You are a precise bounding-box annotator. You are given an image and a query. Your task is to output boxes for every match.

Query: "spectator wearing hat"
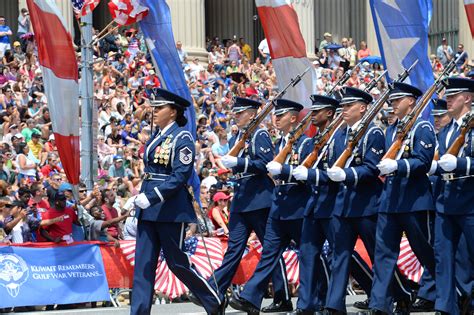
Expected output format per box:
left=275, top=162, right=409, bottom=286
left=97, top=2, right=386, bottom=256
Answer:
left=38, top=153, right=59, bottom=177
left=2, top=123, right=18, bottom=144
left=208, top=192, right=230, bottom=235
left=108, top=155, right=132, bottom=179
left=58, top=182, right=75, bottom=207
left=319, top=32, right=334, bottom=51
left=12, top=41, right=25, bottom=62
left=40, top=191, right=78, bottom=244
left=43, top=134, right=56, bottom=153
left=436, top=37, right=453, bottom=67
left=27, top=131, right=47, bottom=166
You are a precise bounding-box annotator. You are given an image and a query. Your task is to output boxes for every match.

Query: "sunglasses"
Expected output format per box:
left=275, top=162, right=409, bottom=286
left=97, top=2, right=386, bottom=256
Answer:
left=79, top=190, right=87, bottom=193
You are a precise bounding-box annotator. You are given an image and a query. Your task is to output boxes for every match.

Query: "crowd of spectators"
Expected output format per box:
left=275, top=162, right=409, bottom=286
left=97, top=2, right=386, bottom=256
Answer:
left=0, top=7, right=473, bottom=272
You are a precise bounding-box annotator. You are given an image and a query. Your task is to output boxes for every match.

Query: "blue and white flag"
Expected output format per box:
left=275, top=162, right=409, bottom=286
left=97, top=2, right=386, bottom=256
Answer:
left=370, top=0, right=434, bottom=117
left=138, top=0, right=201, bottom=197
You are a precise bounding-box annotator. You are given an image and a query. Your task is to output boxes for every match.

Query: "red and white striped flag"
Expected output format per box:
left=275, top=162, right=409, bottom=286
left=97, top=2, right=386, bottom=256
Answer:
left=72, top=0, right=101, bottom=17
left=108, top=0, right=149, bottom=26
left=464, top=0, right=474, bottom=37
left=27, top=0, right=80, bottom=185
left=256, top=0, right=316, bottom=107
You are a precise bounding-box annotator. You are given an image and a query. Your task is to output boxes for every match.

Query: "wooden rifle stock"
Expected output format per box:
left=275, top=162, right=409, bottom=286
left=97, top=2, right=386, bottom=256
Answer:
left=383, top=54, right=463, bottom=161
left=433, top=150, right=439, bottom=161
left=228, top=67, right=312, bottom=157
left=273, top=118, right=311, bottom=164
left=333, top=60, right=419, bottom=167
left=302, top=114, right=344, bottom=168
left=446, top=114, right=473, bottom=156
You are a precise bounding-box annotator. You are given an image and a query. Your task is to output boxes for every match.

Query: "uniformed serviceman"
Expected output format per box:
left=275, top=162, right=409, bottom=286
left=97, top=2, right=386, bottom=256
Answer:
left=292, top=95, right=376, bottom=314
left=369, top=82, right=437, bottom=315
left=432, top=78, right=474, bottom=315
left=322, top=87, right=385, bottom=314
left=199, top=97, right=287, bottom=309
left=228, top=99, right=312, bottom=314
left=130, top=89, right=224, bottom=315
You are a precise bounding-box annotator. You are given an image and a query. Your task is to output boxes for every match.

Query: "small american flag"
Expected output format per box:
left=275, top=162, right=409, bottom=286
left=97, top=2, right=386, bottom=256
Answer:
left=71, top=0, right=101, bottom=17
left=397, top=237, right=424, bottom=283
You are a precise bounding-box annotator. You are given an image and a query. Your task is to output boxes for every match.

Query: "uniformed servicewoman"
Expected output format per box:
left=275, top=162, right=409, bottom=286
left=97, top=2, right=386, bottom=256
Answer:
left=432, top=78, right=474, bottom=315
left=322, top=87, right=385, bottom=314
left=130, top=89, right=223, bottom=315
left=229, top=99, right=312, bottom=314
left=202, top=97, right=286, bottom=308
left=369, top=82, right=437, bottom=315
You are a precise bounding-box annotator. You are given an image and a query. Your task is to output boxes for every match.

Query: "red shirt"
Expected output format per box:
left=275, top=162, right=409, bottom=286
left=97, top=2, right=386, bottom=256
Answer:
left=101, top=204, right=119, bottom=238
left=40, top=164, right=61, bottom=177
left=41, top=206, right=77, bottom=240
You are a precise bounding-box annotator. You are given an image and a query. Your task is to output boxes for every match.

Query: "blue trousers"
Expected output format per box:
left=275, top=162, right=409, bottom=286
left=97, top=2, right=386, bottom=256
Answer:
left=434, top=213, right=474, bottom=315
left=131, top=221, right=221, bottom=315
left=240, top=218, right=301, bottom=308
left=209, top=208, right=286, bottom=302
left=370, top=211, right=435, bottom=313
left=325, top=215, right=379, bottom=313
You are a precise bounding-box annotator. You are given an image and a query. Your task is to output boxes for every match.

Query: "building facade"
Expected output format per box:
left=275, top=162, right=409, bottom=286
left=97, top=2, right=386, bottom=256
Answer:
left=2, top=0, right=472, bottom=62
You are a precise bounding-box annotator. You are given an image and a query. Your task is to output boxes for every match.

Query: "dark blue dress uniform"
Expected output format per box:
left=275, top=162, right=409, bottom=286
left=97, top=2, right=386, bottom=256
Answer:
left=324, top=88, right=386, bottom=313
left=208, top=97, right=287, bottom=302
left=238, top=99, right=313, bottom=309
left=370, top=83, right=437, bottom=313
left=131, top=89, right=221, bottom=315
left=297, top=95, right=375, bottom=313
left=433, top=78, right=474, bottom=315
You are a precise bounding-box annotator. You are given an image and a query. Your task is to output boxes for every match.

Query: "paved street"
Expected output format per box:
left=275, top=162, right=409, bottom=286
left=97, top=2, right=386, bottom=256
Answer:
left=21, top=295, right=435, bottom=315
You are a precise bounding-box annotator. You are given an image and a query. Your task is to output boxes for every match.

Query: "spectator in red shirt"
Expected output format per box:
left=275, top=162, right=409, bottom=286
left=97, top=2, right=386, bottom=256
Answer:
left=44, top=134, right=57, bottom=153
left=40, top=153, right=61, bottom=178
left=100, top=189, right=121, bottom=240
left=40, top=191, right=78, bottom=243
left=143, top=69, right=160, bottom=88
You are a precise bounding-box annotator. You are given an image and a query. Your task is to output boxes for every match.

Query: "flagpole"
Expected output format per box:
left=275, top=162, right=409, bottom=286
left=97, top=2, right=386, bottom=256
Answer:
left=80, top=13, right=96, bottom=191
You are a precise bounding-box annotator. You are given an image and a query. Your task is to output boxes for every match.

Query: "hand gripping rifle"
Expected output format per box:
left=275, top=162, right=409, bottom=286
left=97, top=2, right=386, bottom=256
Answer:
left=332, top=59, right=419, bottom=168
left=272, top=63, right=363, bottom=164
left=227, top=66, right=312, bottom=157
left=447, top=113, right=474, bottom=156
left=300, top=70, right=388, bottom=168
left=382, top=54, right=464, bottom=161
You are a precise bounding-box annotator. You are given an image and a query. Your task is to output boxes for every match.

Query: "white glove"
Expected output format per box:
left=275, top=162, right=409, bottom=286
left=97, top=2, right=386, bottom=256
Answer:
left=135, top=193, right=151, bottom=209
left=327, top=166, right=346, bottom=182
left=293, top=166, right=308, bottom=181
left=221, top=155, right=238, bottom=168
left=438, top=154, right=457, bottom=172
left=266, top=161, right=282, bottom=176
left=428, top=160, right=438, bottom=175
left=377, top=159, right=398, bottom=175
left=123, top=195, right=137, bottom=211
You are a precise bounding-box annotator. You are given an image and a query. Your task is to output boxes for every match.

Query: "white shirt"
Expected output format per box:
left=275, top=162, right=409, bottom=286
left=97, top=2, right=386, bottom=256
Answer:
left=258, top=39, right=269, bottom=54
left=446, top=112, right=468, bottom=147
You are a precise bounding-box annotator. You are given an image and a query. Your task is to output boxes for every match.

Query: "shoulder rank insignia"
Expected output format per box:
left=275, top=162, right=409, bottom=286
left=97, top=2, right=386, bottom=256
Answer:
left=179, top=147, right=193, bottom=165
left=420, top=140, right=433, bottom=149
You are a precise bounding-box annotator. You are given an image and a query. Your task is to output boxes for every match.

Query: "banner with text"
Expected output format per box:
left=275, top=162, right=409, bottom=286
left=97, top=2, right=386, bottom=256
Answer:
left=0, top=244, right=109, bottom=308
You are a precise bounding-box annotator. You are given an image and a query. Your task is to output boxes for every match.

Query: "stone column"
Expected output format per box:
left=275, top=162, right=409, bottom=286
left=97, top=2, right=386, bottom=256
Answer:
left=168, top=0, right=208, bottom=60
left=292, top=0, right=316, bottom=59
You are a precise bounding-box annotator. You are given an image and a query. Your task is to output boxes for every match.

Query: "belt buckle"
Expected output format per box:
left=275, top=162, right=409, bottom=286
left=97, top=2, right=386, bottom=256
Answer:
left=442, top=173, right=454, bottom=181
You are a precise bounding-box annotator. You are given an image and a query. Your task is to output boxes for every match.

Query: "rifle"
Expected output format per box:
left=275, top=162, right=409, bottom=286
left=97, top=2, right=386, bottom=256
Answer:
left=272, top=64, right=363, bottom=164
left=333, top=59, right=419, bottom=168
left=382, top=53, right=464, bottom=161
left=227, top=66, right=312, bottom=157
left=446, top=113, right=473, bottom=156
left=300, top=70, right=388, bottom=168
